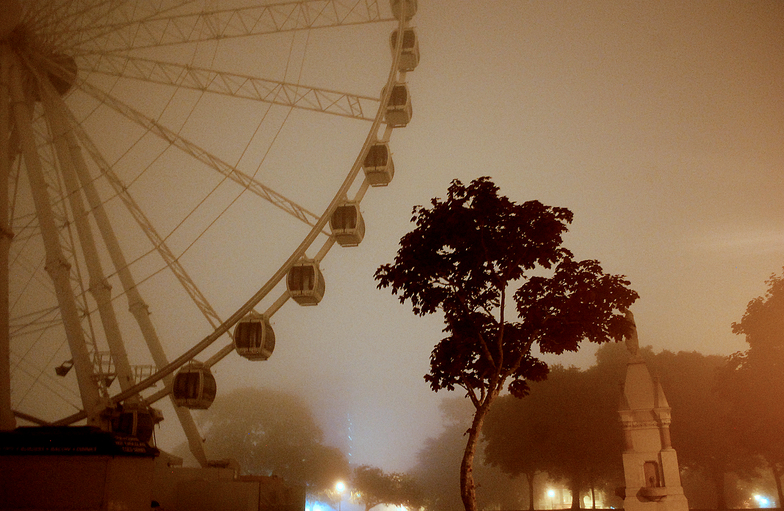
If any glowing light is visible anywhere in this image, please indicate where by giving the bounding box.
[754,495,771,507]
[336,481,346,494]
[547,489,556,498]
[306,501,332,511]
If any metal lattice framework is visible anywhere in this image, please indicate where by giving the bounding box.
[63,1,387,53]
[81,54,379,120]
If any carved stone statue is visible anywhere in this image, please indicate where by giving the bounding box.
[624,309,639,356]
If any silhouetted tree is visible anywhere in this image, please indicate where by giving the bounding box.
[646,349,758,509]
[375,177,638,511]
[483,394,544,511]
[572,363,626,506]
[411,399,472,511]
[193,387,350,490]
[352,465,423,511]
[723,269,784,506]
[484,364,624,509]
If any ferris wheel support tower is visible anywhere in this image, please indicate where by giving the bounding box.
[7,49,108,428]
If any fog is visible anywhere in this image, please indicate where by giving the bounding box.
[7,0,784,475]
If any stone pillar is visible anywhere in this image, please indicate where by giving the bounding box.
[617,312,688,511]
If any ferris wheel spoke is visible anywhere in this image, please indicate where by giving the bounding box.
[68,0,201,25]
[12,359,82,411]
[81,54,379,121]
[33,1,135,30]
[62,108,224,331]
[77,79,327,230]
[12,409,51,426]
[69,0,390,55]
[11,314,61,339]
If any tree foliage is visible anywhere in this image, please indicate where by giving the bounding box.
[351,465,423,511]
[375,177,638,511]
[646,349,757,509]
[193,387,350,490]
[723,269,784,505]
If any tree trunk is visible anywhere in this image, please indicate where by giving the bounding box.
[711,468,726,511]
[772,463,784,508]
[526,472,535,511]
[570,476,581,510]
[460,401,493,511]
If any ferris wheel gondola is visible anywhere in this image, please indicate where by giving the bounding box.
[363,142,396,186]
[172,361,216,410]
[233,313,275,361]
[391,28,420,72]
[330,202,366,248]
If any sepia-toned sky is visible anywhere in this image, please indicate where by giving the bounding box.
[17,0,781,474]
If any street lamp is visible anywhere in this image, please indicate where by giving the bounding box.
[335,481,346,511]
[547,489,556,510]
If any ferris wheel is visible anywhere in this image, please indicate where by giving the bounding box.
[0,0,419,465]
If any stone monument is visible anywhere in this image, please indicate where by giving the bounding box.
[618,310,689,510]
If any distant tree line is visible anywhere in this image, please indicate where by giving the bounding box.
[172,387,351,494]
[351,464,424,511]
[171,388,425,510]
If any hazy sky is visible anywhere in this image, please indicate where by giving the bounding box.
[11,0,784,475]
[154,0,784,472]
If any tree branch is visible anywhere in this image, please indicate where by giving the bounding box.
[460,376,482,409]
